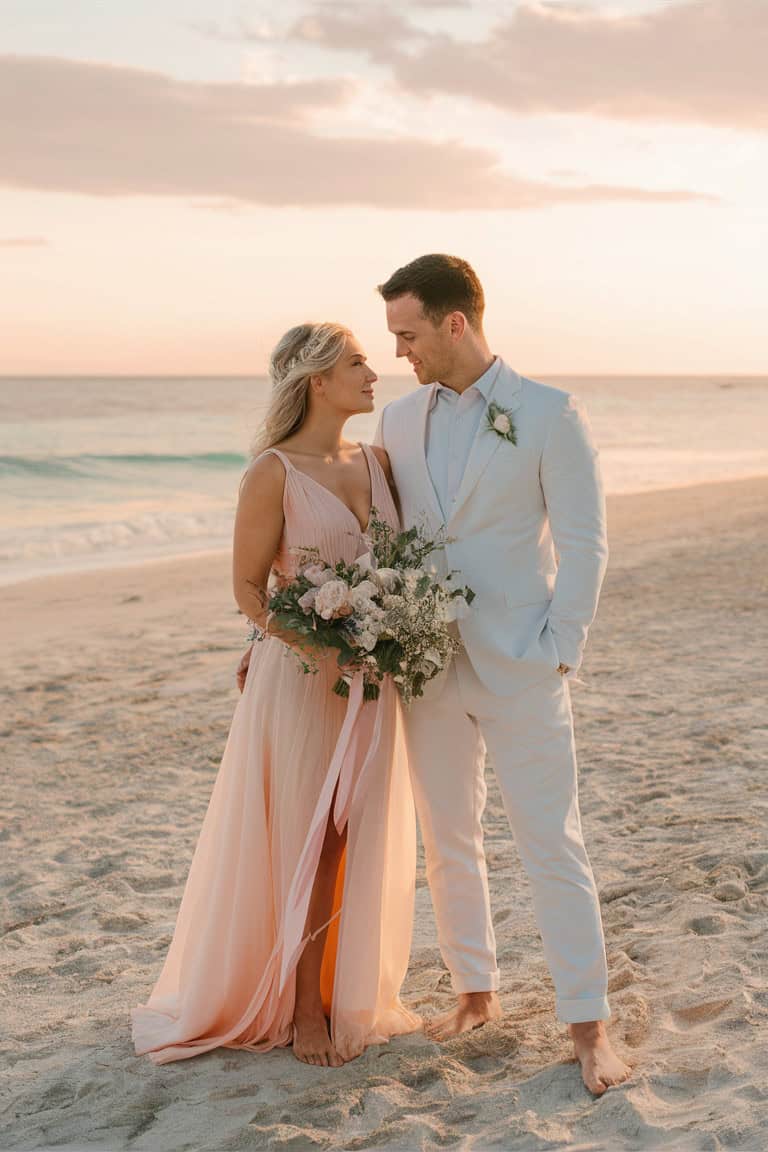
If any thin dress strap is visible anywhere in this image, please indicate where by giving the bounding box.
[360,441,384,487]
[360,442,394,521]
[238,446,293,496]
[260,447,293,470]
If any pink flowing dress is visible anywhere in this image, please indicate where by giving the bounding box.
[131,443,419,1064]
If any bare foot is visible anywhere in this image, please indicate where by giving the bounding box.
[292,1011,344,1068]
[426,991,502,1041]
[569,1020,631,1095]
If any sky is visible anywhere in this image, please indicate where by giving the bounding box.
[1,0,766,375]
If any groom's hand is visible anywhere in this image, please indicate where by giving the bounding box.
[236,645,253,693]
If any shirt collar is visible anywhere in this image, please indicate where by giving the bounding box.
[430,356,500,409]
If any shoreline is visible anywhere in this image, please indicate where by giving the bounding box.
[3,471,767,596]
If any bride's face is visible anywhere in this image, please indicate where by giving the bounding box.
[314,336,377,416]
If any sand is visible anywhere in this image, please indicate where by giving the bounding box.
[1,476,767,1151]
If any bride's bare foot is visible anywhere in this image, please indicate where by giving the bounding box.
[569,1021,631,1095]
[426,991,502,1041]
[292,1010,344,1068]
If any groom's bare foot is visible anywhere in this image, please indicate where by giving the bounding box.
[426,991,502,1041]
[569,1021,631,1095]
[292,1010,344,1067]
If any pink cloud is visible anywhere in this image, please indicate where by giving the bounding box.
[271,0,767,132]
[390,0,768,131]
[0,56,712,210]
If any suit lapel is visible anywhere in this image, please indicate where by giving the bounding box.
[448,361,522,522]
[411,383,445,527]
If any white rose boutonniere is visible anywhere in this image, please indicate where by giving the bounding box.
[486,401,517,444]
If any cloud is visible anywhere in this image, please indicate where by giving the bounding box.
[290,8,413,63]
[263,0,767,132]
[0,56,712,210]
[388,0,768,131]
[0,235,48,247]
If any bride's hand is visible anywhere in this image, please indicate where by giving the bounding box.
[236,644,253,693]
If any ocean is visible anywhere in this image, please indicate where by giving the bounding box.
[1,374,766,587]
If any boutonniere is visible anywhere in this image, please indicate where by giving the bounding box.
[486,401,517,444]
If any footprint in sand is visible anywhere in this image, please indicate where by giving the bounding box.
[713,880,747,901]
[687,913,728,935]
[669,998,733,1029]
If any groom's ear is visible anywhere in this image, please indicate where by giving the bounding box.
[448,311,467,340]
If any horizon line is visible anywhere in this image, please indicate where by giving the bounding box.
[1,371,766,381]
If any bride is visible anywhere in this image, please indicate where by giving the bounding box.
[131,323,419,1067]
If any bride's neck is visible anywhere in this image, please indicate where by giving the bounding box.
[286,409,350,459]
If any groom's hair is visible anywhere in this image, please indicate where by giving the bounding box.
[377,254,485,330]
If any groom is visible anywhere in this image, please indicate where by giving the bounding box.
[237,254,630,1093]
[371,254,629,1095]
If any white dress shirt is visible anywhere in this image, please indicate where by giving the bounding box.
[424,355,573,676]
[424,356,501,521]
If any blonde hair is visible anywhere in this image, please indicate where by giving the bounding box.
[251,322,352,455]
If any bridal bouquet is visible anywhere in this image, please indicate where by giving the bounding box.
[258,509,474,705]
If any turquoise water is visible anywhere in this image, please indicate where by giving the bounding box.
[2,374,766,585]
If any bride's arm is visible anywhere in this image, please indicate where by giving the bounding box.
[370,444,402,522]
[232,453,285,629]
[232,454,334,665]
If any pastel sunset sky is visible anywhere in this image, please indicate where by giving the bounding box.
[1,0,765,375]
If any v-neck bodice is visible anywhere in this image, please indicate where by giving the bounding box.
[262,443,400,579]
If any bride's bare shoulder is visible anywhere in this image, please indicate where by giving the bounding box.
[238,450,286,502]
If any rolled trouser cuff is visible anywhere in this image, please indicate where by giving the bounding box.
[556,994,611,1024]
[451,967,501,994]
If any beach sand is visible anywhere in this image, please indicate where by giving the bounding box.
[2,476,767,1151]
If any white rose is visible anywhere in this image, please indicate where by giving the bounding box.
[314,579,351,620]
[422,648,443,668]
[493,413,511,435]
[304,563,336,587]
[297,587,318,613]
[349,580,379,613]
[353,552,375,575]
[358,630,377,652]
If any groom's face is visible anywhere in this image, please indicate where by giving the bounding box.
[385,293,453,387]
